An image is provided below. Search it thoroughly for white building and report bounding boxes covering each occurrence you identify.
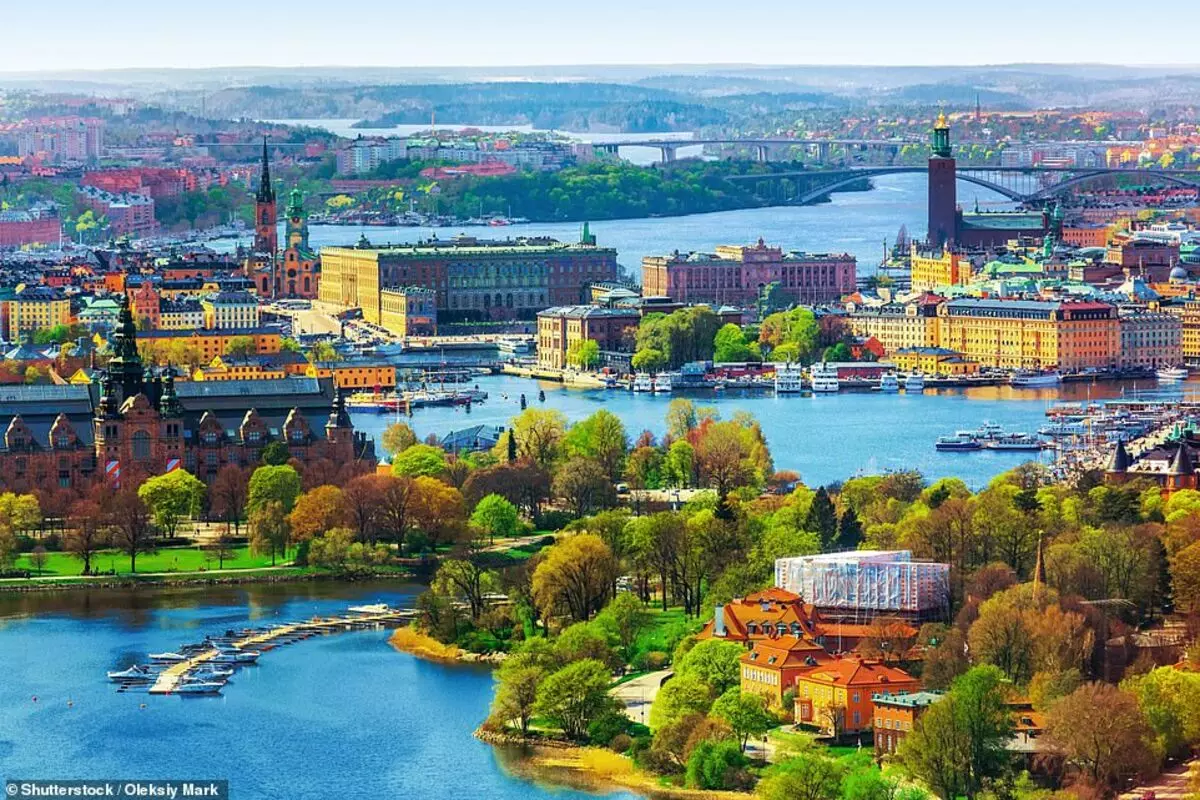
[774,550,949,621]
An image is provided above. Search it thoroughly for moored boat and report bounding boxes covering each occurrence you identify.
[1156,365,1189,381]
[148,652,187,662]
[774,363,804,394]
[935,433,982,451]
[810,362,839,393]
[632,373,653,393]
[878,371,900,393]
[904,372,925,392]
[1010,370,1062,387]
[652,373,674,394]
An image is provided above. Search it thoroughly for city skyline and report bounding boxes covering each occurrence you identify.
[4,0,1200,73]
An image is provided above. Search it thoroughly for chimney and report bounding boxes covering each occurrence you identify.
[713,605,726,637]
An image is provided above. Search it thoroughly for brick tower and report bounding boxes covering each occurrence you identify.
[927,112,957,248]
[253,137,277,292]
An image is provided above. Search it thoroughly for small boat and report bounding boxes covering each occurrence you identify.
[974,422,1005,440]
[904,372,925,392]
[652,373,674,394]
[878,372,900,393]
[935,433,982,451]
[774,363,804,394]
[108,665,156,681]
[148,652,187,662]
[497,338,534,355]
[1156,366,1189,381]
[632,373,653,393]
[1010,370,1062,387]
[810,362,839,393]
[984,433,1045,451]
[174,681,224,695]
[193,666,235,679]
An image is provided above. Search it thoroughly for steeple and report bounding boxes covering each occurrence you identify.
[931,112,952,159]
[106,295,146,403]
[256,137,275,204]
[159,364,182,417]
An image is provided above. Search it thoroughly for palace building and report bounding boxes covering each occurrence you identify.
[0,299,373,493]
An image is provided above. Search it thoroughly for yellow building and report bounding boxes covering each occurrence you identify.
[910,245,971,291]
[1181,302,1200,365]
[8,285,70,342]
[201,291,260,330]
[890,347,980,376]
[192,355,287,382]
[847,298,941,355]
[138,329,282,364]
[304,362,397,390]
[937,298,1120,371]
[379,287,436,337]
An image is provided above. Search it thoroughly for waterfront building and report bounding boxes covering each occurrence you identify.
[846,295,942,354]
[76,186,157,238]
[201,291,260,330]
[379,287,437,338]
[7,285,70,342]
[1118,308,1182,369]
[136,328,281,364]
[873,691,944,759]
[0,300,372,493]
[936,298,1120,371]
[536,304,640,370]
[775,551,950,623]
[889,346,979,376]
[192,355,287,382]
[1181,302,1200,366]
[319,230,617,323]
[740,636,830,709]
[0,209,61,248]
[910,245,971,292]
[641,239,856,307]
[303,362,397,391]
[793,658,920,736]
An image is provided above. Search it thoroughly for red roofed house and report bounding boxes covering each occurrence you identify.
[794,658,919,736]
[740,635,830,708]
[698,588,824,644]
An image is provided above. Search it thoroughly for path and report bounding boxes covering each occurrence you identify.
[1120,759,1197,800]
[610,669,672,727]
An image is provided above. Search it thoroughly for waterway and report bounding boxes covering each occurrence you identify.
[0,582,639,800]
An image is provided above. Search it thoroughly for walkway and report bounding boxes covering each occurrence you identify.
[1120,759,1197,800]
[610,669,672,727]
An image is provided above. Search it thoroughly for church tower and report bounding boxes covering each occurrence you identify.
[927,112,958,248]
[254,137,278,264]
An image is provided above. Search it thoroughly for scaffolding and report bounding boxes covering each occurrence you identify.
[775,550,949,621]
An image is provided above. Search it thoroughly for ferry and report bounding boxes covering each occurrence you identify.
[632,373,654,393]
[1156,366,1189,381]
[497,338,534,356]
[774,363,804,394]
[652,373,674,394]
[878,371,900,393]
[1010,370,1062,387]
[810,362,839,393]
[935,433,982,451]
[984,433,1046,451]
[904,372,925,392]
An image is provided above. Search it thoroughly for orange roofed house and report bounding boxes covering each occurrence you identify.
[698,588,824,644]
[794,658,920,736]
[740,636,830,708]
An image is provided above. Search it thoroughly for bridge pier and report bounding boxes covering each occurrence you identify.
[659,144,678,163]
[754,144,770,163]
[595,143,620,157]
[817,142,831,165]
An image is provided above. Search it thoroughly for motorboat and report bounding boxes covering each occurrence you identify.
[984,433,1046,451]
[652,373,674,394]
[173,681,224,695]
[148,652,188,662]
[935,433,982,451]
[108,664,158,681]
[810,362,839,393]
[211,650,259,664]
[878,371,900,393]
[632,373,653,393]
[904,372,925,392]
[1156,366,1189,381]
[1010,370,1062,387]
[192,666,235,679]
[774,363,804,394]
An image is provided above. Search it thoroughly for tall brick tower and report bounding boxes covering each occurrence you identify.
[253,137,278,292]
[927,112,957,248]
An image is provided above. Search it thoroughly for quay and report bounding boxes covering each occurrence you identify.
[147,605,416,695]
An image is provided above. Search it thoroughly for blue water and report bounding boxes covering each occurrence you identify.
[0,583,638,800]
[354,373,1200,489]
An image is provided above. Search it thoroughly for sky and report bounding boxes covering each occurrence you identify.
[2,0,1195,73]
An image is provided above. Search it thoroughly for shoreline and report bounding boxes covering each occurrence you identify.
[388,626,505,666]
[0,567,413,594]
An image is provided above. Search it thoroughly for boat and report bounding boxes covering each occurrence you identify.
[211,650,259,664]
[192,666,235,679]
[652,373,674,394]
[935,433,982,451]
[108,664,157,681]
[774,363,804,394]
[1156,366,1189,381]
[810,362,839,393]
[974,422,1005,440]
[878,371,900,393]
[904,372,925,392]
[632,373,653,393]
[1010,370,1062,387]
[174,681,225,695]
[148,652,187,662]
[497,338,534,356]
[984,433,1046,451]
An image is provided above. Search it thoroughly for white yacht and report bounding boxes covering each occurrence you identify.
[1156,365,1189,381]
[904,372,926,392]
[632,373,653,393]
[1010,370,1062,387]
[652,373,674,394]
[810,362,839,393]
[878,371,900,393]
[774,363,804,394]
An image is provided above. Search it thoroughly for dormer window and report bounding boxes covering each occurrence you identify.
[246,430,262,444]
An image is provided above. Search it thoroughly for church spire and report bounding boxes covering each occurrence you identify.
[256,136,275,204]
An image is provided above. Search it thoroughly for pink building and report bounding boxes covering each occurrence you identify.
[77,186,158,237]
[642,239,856,307]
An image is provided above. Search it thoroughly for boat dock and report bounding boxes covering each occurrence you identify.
[145,606,416,695]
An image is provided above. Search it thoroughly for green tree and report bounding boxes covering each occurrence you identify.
[391,444,448,478]
[491,663,546,735]
[381,421,418,456]
[567,338,601,369]
[247,465,302,515]
[534,659,619,740]
[649,673,714,730]
[470,493,521,545]
[563,410,628,481]
[225,335,255,359]
[509,408,568,468]
[553,456,617,518]
[631,347,667,373]
[664,439,695,488]
[675,639,745,696]
[710,688,776,751]
[594,592,650,663]
[713,323,761,363]
[685,739,749,790]
[804,486,838,548]
[248,500,291,565]
[260,441,290,466]
[757,751,845,800]
[137,469,206,538]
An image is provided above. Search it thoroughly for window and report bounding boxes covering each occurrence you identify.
[132,431,151,461]
[202,431,218,445]
[246,430,262,444]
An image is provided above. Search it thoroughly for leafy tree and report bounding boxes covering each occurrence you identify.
[509,408,568,468]
[713,323,762,363]
[491,663,546,735]
[1171,540,1200,613]
[710,688,776,751]
[260,441,290,466]
[534,659,618,740]
[664,440,695,488]
[247,465,302,515]
[391,444,448,478]
[1120,666,1200,760]
[381,421,418,456]
[685,738,749,790]
[470,493,521,545]
[65,499,107,575]
[106,487,155,573]
[248,500,291,565]
[1044,682,1158,791]
[531,533,617,623]
[225,335,256,359]
[553,456,617,518]
[665,398,699,440]
[408,477,467,551]
[675,639,745,696]
[137,469,206,538]
[563,410,628,480]
[757,751,846,800]
[306,527,355,570]
[804,486,838,548]
[594,592,651,663]
[433,558,499,621]
[209,465,250,534]
[567,338,601,369]
[631,348,667,373]
[649,673,714,730]
[836,508,864,550]
[287,485,347,542]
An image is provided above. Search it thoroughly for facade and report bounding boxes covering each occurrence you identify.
[697,588,825,644]
[937,298,1120,371]
[137,329,282,364]
[7,285,70,342]
[740,636,830,708]
[379,287,437,338]
[304,362,397,390]
[159,299,205,330]
[847,296,942,354]
[910,246,970,291]
[927,113,957,248]
[1118,308,1182,369]
[793,659,920,736]
[873,692,943,759]
[641,240,856,307]
[0,210,61,248]
[15,117,104,163]
[890,347,979,376]
[76,186,157,238]
[335,137,408,175]
[536,305,640,370]
[775,551,950,622]
[319,230,617,323]
[201,292,260,330]
[275,189,319,299]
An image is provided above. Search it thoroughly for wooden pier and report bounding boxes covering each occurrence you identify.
[148,606,417,694]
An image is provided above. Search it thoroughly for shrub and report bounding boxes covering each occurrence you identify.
[609,733,633,753]
[685,739,750,790]
[633,650,669,671]
[627,734,654,766]
[588,710,633,746]
[536,510,574,531]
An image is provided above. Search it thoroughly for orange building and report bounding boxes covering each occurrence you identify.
[739,636,830,708]
[793,658,920,736]
[698,588,824,644]
[873,691,943,758]
[137,328,282,364]
[304,362,396,390]
[1062,226,1111,248]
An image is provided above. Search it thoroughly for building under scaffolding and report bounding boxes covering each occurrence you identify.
[775,550,950,622]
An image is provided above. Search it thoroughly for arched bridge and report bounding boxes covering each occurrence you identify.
[726,165,1200,205]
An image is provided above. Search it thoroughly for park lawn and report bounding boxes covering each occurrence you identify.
[16,545,280,576]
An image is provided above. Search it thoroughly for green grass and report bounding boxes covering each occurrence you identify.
[15,545,279,577]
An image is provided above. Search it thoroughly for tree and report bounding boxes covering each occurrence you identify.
[531,533,617,623]
[836,508,864,550]
[248,500,290,565]
[65,499,106,575]
[666,398,699,440]
[306,527,355,570]
[594,592,650,663]
[209,465,250,534]
[407,477,467,551]
[567,338,601,369]
[553,456,617,518]
[381,421,417,456]
[107,488,155,573]
[287,485,347,542]
[470,494,520,546]
[343,474,388,543]
[685,739,749,790]
[260,441,290,466]
[757,751,845,800]
[1121,666,1200,760]
[804,486,838,548]
[534,659,618,740]
[713,323,761,363]
[29,545,47,574]
[225,335,256,359]
[631,347,666,373]
[563,410,628,480]
[509,408,568,469]
[649,673,714,731]
[1045,682,1158,791]
[694,419,771,498]
[376,475,415,549]
[1171,540,1200,613]
[212,527,236,570]
[247,465,302,515]
[711,688,775,751]
[675,639,745,696]
[433,558,499,621]
[491,663,545,735]
[664,440,695,488]
[391,444,448,478]
[138,470,206,539]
